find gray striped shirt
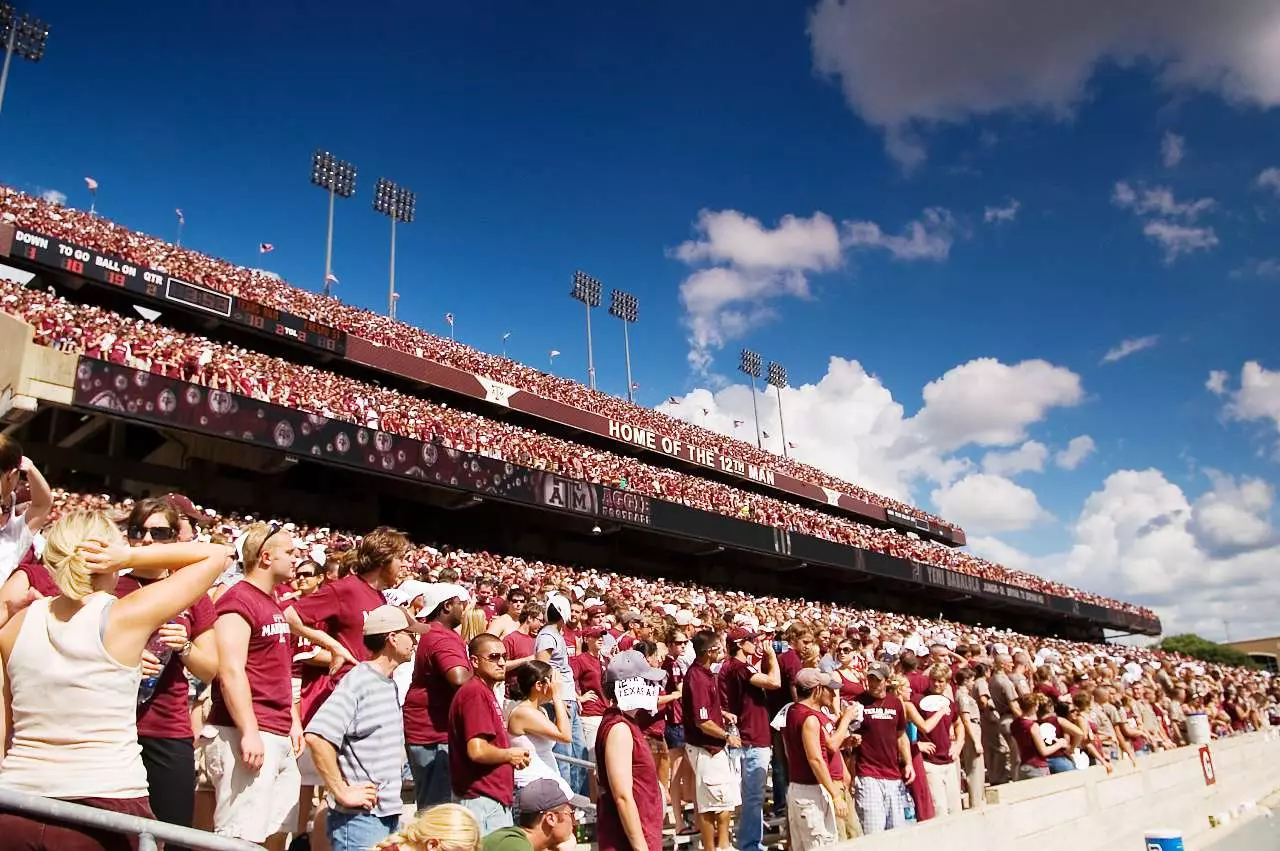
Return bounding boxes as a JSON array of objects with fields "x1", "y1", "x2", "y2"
[{"x1": 305, "y1": 662, "x2": 405, "y2": 817}]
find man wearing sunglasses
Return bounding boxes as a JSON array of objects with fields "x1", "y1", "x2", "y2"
[
  {"x1": 482, "y1": 778, "x2": 579, "y2": 851},
  {"x1": 0, "y1": 436, "x2": 51, "y2": 585}
]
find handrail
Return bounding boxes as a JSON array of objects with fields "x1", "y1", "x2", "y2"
[{"x1": 0, "y1": 788, "x2": 260, "y2": 851}]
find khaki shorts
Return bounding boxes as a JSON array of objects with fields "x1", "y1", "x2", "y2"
[
  {"x1": 205, "y1": 725, "x2": 300, "y2": 843},
  {"x1": 788, "y1": 783, "x2": 837, "y2": 851},
  {"x1": 686, "y1": 745, "x2": 741, "y2": 813}
]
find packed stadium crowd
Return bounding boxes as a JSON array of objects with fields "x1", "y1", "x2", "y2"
[
  {"x1": 0, "y1": 185, "x2": 956, "y2": 533},
  {"x1": 0, "y1": 277, "x2": 1155, "y2": 618},
  {"x1": 0, "y1": 461, "x2": 1273, "y2": 850}
]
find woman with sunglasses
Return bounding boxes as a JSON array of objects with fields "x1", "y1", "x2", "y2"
[
  {"x1": 110, "y1": 497, "x2": 225, "y2": 848},
  {"x1": 662, "y1": 628, "x2": 695, "y2": 835},
  {"x1": 0, "y1": 509, "x2": 231, "y2": 851}
]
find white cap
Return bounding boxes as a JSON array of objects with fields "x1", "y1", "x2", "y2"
[
  {"x1": 547, "y1": 593, "x2": 571, "y2": 622},
  {"x1": 419, "y1": 583, "x2": 470, "y2": 619}
]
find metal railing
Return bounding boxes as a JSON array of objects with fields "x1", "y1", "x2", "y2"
[{"x1": 0, "y1": 788, "x2": 259, "y2": 851}]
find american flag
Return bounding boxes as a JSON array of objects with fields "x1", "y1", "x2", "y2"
[
  {"x1": 733, "y1": 419, "x2": 744, "y2": 428},
  {"x1": 762, "y1": 430, "x2": 770, "y2": 438},
  {"x1": 84, "y1": 176, "x2": 99, "y2": 193},
  {"x1": 788, "y1": 441, "x2": 797, "y2": 449},
  {"x1": 702, "y1": 408, "x2": 709, "y2": 416},
  {"x1": 631, "y1": 382, "x2": 640, "y2": 391},
  {"x1": 259, "y1": 243, "x2": 274, "y2": 254},
  {"x1": 325, "y1": 272, "x2": 339, "y2": 284},
  {"x1": 445, "y1": 312, "x2": 454, "y2": 326},
  {"x1": 175, "y1": 208, "x2": 184, "y2": 225},
  {"x1": 667, "y1": 396, "x2": 678, "y2": 404}
]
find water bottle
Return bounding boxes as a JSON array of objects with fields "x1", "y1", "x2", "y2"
[
  {"x1": 138, "y1": 626, "x2": 175, "y2": 705},
  {"x1": 903, "y1": 785, "x2": 916, "y2": 823}
]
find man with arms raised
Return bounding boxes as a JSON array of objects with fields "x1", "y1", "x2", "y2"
[
  {"x1": 719, "y1": 625, "x2": 779, "y2": 851},
  {"x1": 0, "y1": 437, "x2": 51, "y2": 583}
]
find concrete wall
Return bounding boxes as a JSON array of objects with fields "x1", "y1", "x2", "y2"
[
  {"x1": 0, "y1": 312, "x2": 76, "y2": 413},
  {"x1": 834, "y1": 731, "x2": 1280, "y2": 851}
]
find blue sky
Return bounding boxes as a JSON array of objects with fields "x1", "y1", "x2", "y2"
[{"x1": 4, "y1": 1, "x2": 1280, "y2": 638}]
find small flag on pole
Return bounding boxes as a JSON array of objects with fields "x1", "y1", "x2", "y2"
[
  {"x1": 631, "y1": 382, "x2": 640, "y2": 391},
  {"x1": 325, "y1": 272, "x2": 339, "y2": 285},
  {"x1": 788, "y1": 441, "x2": 797, "y2": 449},
  {"x1": 502, "y1": 332, "x2": 511, "y2": 341},
  {"x1": 84, "y1": 176, "x2": 99, "y2": 193},
  {"x1": 762, "y1": 430, "x2": 770, "y2": 438},
  {"x1": 445, "y1": 312, "x2": 454, "y2": 326},
  {"x1": 733, "y1": 419, "x2": 744, "y2": 428},
  {"x1": 175, "y1": 208, "x2": 185, "y2": 225},
  {"x1": 667, "y1": 396, "x2": 678, "y2": 404},
  {"x1": 702, "y1": 408, "x2": 709, "y2": 416},
  {"x1": 259, "y1": 243, "x2": 274, "y2": 254},
  {"x1": 549, "y1": 349, "x2": 561, "y2": 359}
]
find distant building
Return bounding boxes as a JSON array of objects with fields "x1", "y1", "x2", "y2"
[{"x1": 1224, "y1": 637, "x2": 1280, "y2": 673}]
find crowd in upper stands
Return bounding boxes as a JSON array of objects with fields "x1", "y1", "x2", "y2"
[
  {"x1": 0, "y1": 185, "x2": 958, "y2": 533},
  {"x1": 1, "y1": 277, "x2": 1156, "y2": 618}
]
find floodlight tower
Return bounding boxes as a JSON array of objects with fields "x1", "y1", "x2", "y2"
[
  {"x1": 571, "y1": 271, "x2": 602, "y2": 390},
  {"x1": 767, "y1": 360, "x2": 789, "y2": 458},
  {"x1": 609, "y1": 289, "x2": 639, "y2": 403},
  {"x1": 373, "y1": 177, "x2": 415, "y2": 318},
  {"x1": 0, "y1": 5, "x2": 47, "y2": 119},
  {"x1": 310, "y1": 150, "x2": 356, "y2": 297},
  {"x1": 739, "y1": 348, "x2": 763, "y2": 449}
]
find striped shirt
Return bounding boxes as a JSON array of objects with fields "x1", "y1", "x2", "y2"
[{"x1": 304, "y1": 661, "x2": 405, "y2": 817}]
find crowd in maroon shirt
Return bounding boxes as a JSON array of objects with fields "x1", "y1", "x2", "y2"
[
  {"x1": 1, "y1": 279, "x2": 1155, "y2": 618},
  {"x1": 0, "y1": 185, "x2": 957, "y2": 533}
]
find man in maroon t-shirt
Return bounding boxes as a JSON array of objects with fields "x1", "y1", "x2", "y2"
[
  {"x1": 448, "y1": 633, "x2": 531, "y2": 834},
  {"x1": 502, "y1": 601, "x2": 545, "y2": 665},
  {"x1": 403, "y1": 582, "x2": 472, "y2": 811},
  {"x1": 854, "y1": 663, "x2": 913, "y2": 836},
  {"x1": 682, "y1": 629, "x2": 740, "y2": 851},
  {"x1": 719, "y1": 626, "x2": 780, "y2": 851},
  {"x1": 207, "y1": 522, "x2": 303, "y2": 846},
  {"x1": 915, "y1": 663, "x2": 965, "y2": 817}
]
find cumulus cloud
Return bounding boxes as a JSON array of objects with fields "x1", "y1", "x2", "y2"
[
  {"x1": 1141, "y1": 221, "x2": 1220, "y2": 263},
  {"x1": 39, "y1": 189, "x2": 66, "y2": 206},
  {"x1": 1214, "y1": 361, "x2": 1280, "y2": 443},
  {"x1": 1189, "y1": 471, "x2": 1275, "y2": 555},
  {"x1": 1112, "y1": 182, "x2": 1215, "y2": 219},
  {"x1": 842, "y1": 207, "x2": 956, "y2": 261},
  {"x1": 1230, "y1": 258, "x2": 1280, "y2": 278},
  {"x1": 673, "y1": 209, "x2": 842, "y2": 270},
  {"x1": 931, "y1": 473, "x2": 1050, "y2": 534},
  {"x1": 981, "y1": 440, "x2": 1048, "y2": 476},
  {"x1": 808, "y1": 0, "x2": 1280, "y2": 167},
  {"x1": 1257, "y1": 167, "x2": 1280, "y2": 194},
  {"x1": 1206, "y1": 370, "x2": 1230, "y2": 395},
  {"x1": 1055, "y1": 435, "x2": 1097, "y2": 470},
  {"x1": 1101, "y1": 334, "x2": 1160, "y2": 364},
  {"x1": 1161, "y1": 132, "x2": 1185, "y2": 168},
  {"x1": 983, "y1": 199, "x2": 1021, "y2": 224}
]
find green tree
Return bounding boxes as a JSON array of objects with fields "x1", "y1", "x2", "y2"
[{"x1": 1158, "y1": 634, "x2": 1257, "y2": 668}]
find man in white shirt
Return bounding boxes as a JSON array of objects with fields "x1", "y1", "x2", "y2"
[{"x1": 0, "y1": 437, "x2": 51, "y2": 584}]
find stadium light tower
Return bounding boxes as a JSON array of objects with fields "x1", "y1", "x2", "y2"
[
  {"x1": 571, "y1": 271, "x2": 602, "y2": 391},
  {"x1": 0, "y1": 5, "x2": 49, "y2": 119},
  {"x1": 767, "y1": 360, "x2": 789, "y2": 458},
  {"x1": 609, "y1": 289, "x2": 638, "y2": 403},
  {"x1": 373, "y1": 177, "x2": 415, "y2": 318},
  {"x1": 310, "y1": 150, "x2": 356, "y2": 297},
  {"x1": 739, "y1": 348, "x2": 763, "y2": 449}
]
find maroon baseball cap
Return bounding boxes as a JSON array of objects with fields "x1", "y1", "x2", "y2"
[
  {"x1": 164, "y1": 493, "x2": 208, "y2": 526},
  {"x1": 727, "y1": 626, "x2": 758, "y2": 642},
  {"x1": 580, "y1": 625, "x2": 608, "y2": 639}
]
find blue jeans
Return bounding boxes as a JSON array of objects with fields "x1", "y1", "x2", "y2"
[
  {"x1": 1047, "y1": 755, "x2": 1075, "y2": 774},
  {"x1": 732, "y1": 746, "x2": 771, "y2": 851},
  {"x1": 770, "y1": 731, "x2": 789, "y2": 816},
  {"x1": 460, "y1": 795, "x2": 513, "y2": 835},
  {"x1": 406, "y1": 743, "x2": 451, "y2": 813},
  {"x1": 550, "y1": 699, "x2": 588, "y2": 795},
  {"x1": 327, "y1": 811, "x2": 399, "y2": 851}
]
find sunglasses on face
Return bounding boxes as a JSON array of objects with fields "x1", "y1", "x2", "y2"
[
  {"x1": 838, "y1": 646, "x2": 855, "y2": 653},
  {"x1": 295, "y1": 571, "x2": 318, "y2": 580},
  {"x1": 128, "y1": 525, "x2": 177, "y2": 542},
  {"x1": 478, "y1": 652, "x2": 508, "y2": 663}
]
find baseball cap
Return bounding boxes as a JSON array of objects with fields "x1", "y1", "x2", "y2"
[
  {"x1": 620, "y1": 609, "x2": 643, "y2": 626},
  {"x1": 795, "y1": 668, "x2": 841, "y2": 690},
  {"x1": 362, "y1": 605, "x2": 421, "y2": 636},
  {"x1": 606, "y1": 649, "x2": 667, "y2": 683},
  {"x1": 419, "y1": 583, "x2": 470, "y2": 619},
  {"x1": 517, "y1": 779, "x2": 572, "y2": 815},
  {"x1": 586, "y1": 604, "x2": 609, "y2": 616},
  {"x1": 547, "y1": 593, "x2": 571, "y2": 622},
  {"x1": 866, "y1": 662, "x2": 892, "y2": 681},
  {"x1": 165, "y1": 493, "x2": 208, "y2": 527},
  {"x1": 674, "y1": 610, "x2": 695, "y2": 626},
  {"x1": 580, "y1": 625, "x2": 608, "y2": 639},
  {"x1": 727, "y1": 626, "x2": 757, "y2": 642}
]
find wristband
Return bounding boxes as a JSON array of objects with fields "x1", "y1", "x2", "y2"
[{"x1": 178, "y1": 641, "x2": 194, "y2": 658}]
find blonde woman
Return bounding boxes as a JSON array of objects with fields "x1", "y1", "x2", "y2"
[
  {"x1": 460, "y1": 603, "x2": 489, "y2": 644},
  {"x1": 0, "y1": 509, "x2": 230, "y2": 851},
  {"x1": 372, "y1": 802, "x2": 481, "y2": 851}
]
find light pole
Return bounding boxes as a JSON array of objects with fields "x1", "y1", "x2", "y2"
[
  {"x1": 310, "y1": 150, "x2": 356, "y2": 298},
  {"x1": 739, "y1": 348, "x2": 763, "y2": 449},
  {"x1": 571, "y1": 271, "x2": 602, "y2": 390},
  {"x1": 767, "y1": 360, "x2": 789, "y2": 458},
  {"x1": 609, "y1": 289, "x2": 638, "y2": 403},
  {"x1": 0, "y1": 5, "x2": 48, "y2": 119},
  {"x1": 373, "y1": 177, "x2": 415, "y2": 318}
]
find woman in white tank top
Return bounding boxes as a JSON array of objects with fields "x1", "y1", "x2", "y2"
[
  {"x1": 505, "y1": 659, "x2": 579, "y2": 804},
  {"x1": 0, "y1": 509, "x2": 231, "y2": 851}
]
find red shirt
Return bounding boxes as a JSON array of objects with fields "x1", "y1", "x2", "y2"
[
  {"x1": 596, "y1": 708, "x2": 663, "y2": 851},
  {"x1": 837, "y1": 672, "x2": 864, "y2": 704},
  {"x1": 116, "y1": 573, "x2": 216, "y2": 740},
  {"x1": 855, "y1": 693, "x2": 906, "y2": 780},
  {"x1": 906, "y1": 671, "x2": 930, "y2": 702},
  {"x1": 767, "y1": 648, "x2": 803, "y2": 714},
  {"x1": 502, "y1": 630, "x2": 536, "y2": 661},
  {"x1": 292, "y1": 573, "x2": 386, "y2": 723},
  {"x1": 719, "y1": 657, "x2": 772, "y2": 748},
  {"x1": 1011, "y1": 717, "x2": 1048, "y2": 768},
  {"x1": 209, "y1": 581, "x2": 293, "y2": 736},
  {"x1": 14, "y1": 550, "x2": 58, "y2": 597},
  {"x1": 682, "y1": 662, "x2": 725, "y2": 754},
  {"x1": 403, "y1": 621, "x2": 472, "y2": 745},
  {"x1": 783, "y1": 703, "x2": 828, "y2": 784},
  {"x1": 572, "y1": 653, "x2": 607, "y2": 717},
  {"x1": 562, "y1": 626, "x2": 579, "y2": 657},
  {"x1": 663, "y1": 656, "x2": 686, "y2": 726},
  {"x1": 915, "y1": 693, "x2": 957, "y2": 765},
  {"x1": 448, "y1": 677, "x2": 513, "y2": 805}
]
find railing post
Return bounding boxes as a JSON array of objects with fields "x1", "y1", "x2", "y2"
[{"x1": 138, "y1": 832, "x2": 159, "y2": 851}]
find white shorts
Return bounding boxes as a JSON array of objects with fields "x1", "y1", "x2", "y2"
[
  {"x1": 205, "y1": 725, "x2": 301, "y2": 843},
  {"x1": 788, "y1": 783, "x2": 837, "y2": 851},
  {"x1": 686, "y1": 745, "x2": 741, "y2": 813},
  {"x1": 297, "y1": 742, "x2": 325, "y2": 788}
]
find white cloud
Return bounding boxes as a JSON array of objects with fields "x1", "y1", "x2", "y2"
[
  {"x1": 1216, "y1": 361, "x2": 1280, "y2": 440},
  {"x1": 808, "y1": 0, "x2": 1280, "y2": 167},
  {"x1": 673, "y1": 210, "x2": 840, "y2": 376},
  {"x1": 981, "y1": 440, "x2": 1048, "y2": 476},
  {"x1": 1230, "y1": 258, "x2": 1280, "y2": 278},
  {"x1": 1141, "y1": 220, "x2": 1220, "y2": 262},
  {"x1": 1189, "y1": 471, "x2": 1275, "y2": 554},
  {"x1": 1101, "y1": 334, "x2": 1160, "y2": 364},
  {"x1": 1112, "y1": 182, "x2": 1215, "y2": 219},
  {"x1": 39, "y1": 189, "x2": 66, "y2": 206},
  {"x1": 842, "y1": 207, "x2": 956, "y2": 261},
  {"x1": 931, "y1": 473, "x2": 1050, "y2": 534},
  {"x1": 1257, "y1": 167, "x2": 1280, "y2": 194},
  {"x1": 1055, "y1": 435, "x2": 1097, "y2": 470},
  {"x1": 983, "y1": 199, "x2": 1021, "y2": 224},
  {"x1": 1161, "y1": 132, "x2": 1185, "y2": 168},
  {"x1": 1206, "y1": 370, "x2": 1230, "y2": 395}
]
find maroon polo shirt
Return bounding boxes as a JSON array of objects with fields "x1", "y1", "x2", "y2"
[
  {"x1": 915, "y1": 694, "x2": 957, "y2": 765},
  {"x1": 209, "y1": 581, "x2": 294, "y2": 736},
  {"x1": 403, "y1": 621, "x2": 472, "y2": 745},
  {"x1": 767, "y1": 648, "x2": 803, "y2": 714},
  {"x1": 719, "y1": 656, "x2": 772, "y2": 748},
  {"x1": 448, "y1": 677, "x2": 514, "y2": 805},
  {"x1": 502, "y1": 630, "x2": 536, "y2": 661},
  {"x1": 682, "y1": 662, "x2": 725, "y2": 754}
]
